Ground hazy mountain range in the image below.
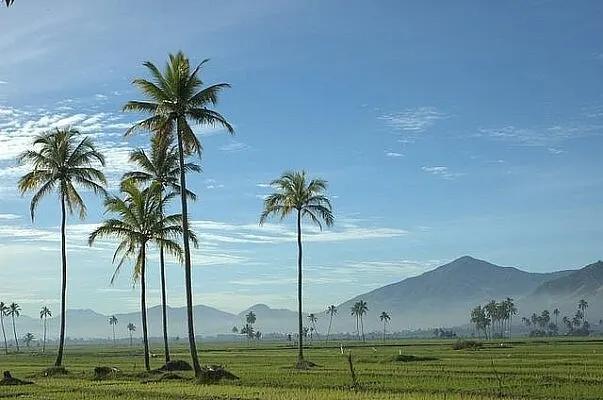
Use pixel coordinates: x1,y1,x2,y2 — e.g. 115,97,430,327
10,256,603,339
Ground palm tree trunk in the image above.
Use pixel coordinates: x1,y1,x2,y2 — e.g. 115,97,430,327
43,317,47,352
356,316,359,340
1,315,8,354
55,193,67,366
326,315,333,344
140,244,150,372
176,118,201,376
360,315,365,342
112,325,116,347
159,190,171,364
383,321,386,342
296,209,304,367
11,314,18,351
129,332,133,347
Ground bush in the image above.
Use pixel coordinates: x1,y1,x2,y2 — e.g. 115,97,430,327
452,340,483,350
392,354,438,362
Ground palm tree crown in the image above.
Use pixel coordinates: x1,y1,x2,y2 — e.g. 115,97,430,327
40,306,52,319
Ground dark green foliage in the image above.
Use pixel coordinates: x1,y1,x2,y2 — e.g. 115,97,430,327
452,340,483,350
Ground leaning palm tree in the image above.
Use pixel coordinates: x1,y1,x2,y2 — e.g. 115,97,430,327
18,128,107,366
0,302,8,355
124,52,233,376
127,323,136,347
40,306,52,352
89,181,190,371
7,303,20,351
380,311,391,342
325,305,337,344
109,316,118,347
259,170,334,368
123,134,200,363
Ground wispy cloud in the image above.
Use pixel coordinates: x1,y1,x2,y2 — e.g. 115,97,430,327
379,107,447,143
385,151,403,158
0,214,20,220
421,166,463,180
219,140,250,152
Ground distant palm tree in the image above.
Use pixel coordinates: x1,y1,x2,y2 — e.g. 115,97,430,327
325,305,337,344
553,308,560,328
124,52,233,377
231,326,238,334
307,314,318,343
380,311,391,341
241,324,254,345
127,323,136,347
123,134,200,364
246,311,257,327
18,128,107,366
351,303,360,340
109,316,118,347
578,299,588,321
260,170,334,368
7,303,20,351
356,300,368,342
23,332,35,347
0,302,8,354
89,181,189,371
40,306,52,352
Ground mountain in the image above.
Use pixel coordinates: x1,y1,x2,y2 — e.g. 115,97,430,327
523,260,603,317
335,256,572,331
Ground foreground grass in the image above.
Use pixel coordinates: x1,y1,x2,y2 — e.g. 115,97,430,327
1,338,602,399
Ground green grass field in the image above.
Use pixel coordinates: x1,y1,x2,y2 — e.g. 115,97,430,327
1,338,602,399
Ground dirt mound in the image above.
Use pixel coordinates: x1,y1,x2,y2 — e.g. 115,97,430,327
93,366,121,380
197,365,239,384
157,360,192,371
142,372,187,383
41,366,69,377
295,359,318,370
0,371,33,386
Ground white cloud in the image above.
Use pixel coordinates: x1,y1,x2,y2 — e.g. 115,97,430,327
219,140,250,152
379,107,447,138
385,151,403,158
477,122,603,147
0,213,20,220
421,166,463,180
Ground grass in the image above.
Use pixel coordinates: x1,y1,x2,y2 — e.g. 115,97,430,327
0,338,602,399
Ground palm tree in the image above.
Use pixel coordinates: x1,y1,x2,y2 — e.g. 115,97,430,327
3,0,15,6
7,303,20,351
124,52,233,376
553,308,560,328
578,299,588,321
18,128,107,366
246,311,257,327
351,303,360,340
123,134,200,363
380,311,391,342
307,314,318,343
0,302,8,354
127,323,136,347
259,170,334,368
325,305,337,344
40,306,52,352
241,324,254,345
89,181,190,371
355,300,368,342
109,316,118,347
23,332,35,347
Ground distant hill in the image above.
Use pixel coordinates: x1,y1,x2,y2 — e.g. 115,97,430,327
334,256,572,331
10,256,603,340
523,260,603,318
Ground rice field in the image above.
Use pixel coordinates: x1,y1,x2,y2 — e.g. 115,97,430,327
1,338,602,399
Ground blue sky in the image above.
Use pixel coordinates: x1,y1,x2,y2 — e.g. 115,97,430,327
1,1,602,317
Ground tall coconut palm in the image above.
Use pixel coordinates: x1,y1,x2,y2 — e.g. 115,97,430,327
127,323,136,347
325,305,337,344
123,134,200,363
89,181,190,371
0,302,8,355
124,52,233,376
578,299,588,321
3,0,15,6
351,303,360,340
356,300,368,342
18,128,107,366
40,306,52,352
109,316,118,347
259,170,334,368
7,303,20,351
379,311,391,342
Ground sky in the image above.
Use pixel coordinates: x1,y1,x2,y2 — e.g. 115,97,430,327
0,0,602,318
